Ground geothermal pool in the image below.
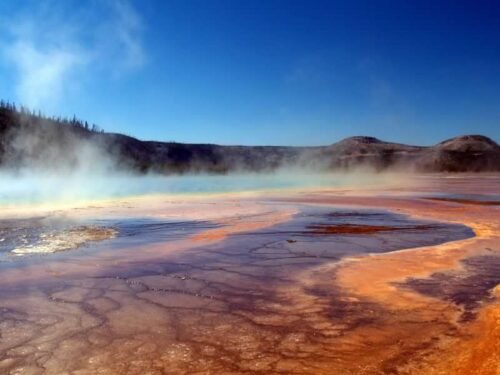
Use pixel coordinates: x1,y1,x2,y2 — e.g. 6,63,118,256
0,174,498,374
0,173,386,206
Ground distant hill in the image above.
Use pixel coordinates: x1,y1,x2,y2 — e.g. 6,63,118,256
0,102,499,174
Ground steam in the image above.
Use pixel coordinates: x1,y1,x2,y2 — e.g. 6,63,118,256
0,108,417,209
111,0,146,70
1,111,116,173
0,169,410,208
4,41,85,109
1,0,145,109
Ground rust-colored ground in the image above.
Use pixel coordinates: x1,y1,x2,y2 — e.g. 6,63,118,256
425,197,500,205
0,175,498,374
286,176,499,374
307,223,439,235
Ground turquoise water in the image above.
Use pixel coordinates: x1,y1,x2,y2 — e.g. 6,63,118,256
0,172,388,207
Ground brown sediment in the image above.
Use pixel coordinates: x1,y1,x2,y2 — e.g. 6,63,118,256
394,298,500,375
289,188,499,373
0,175,498,374
401,254,500,322
425,197,500,205
307,223,439,235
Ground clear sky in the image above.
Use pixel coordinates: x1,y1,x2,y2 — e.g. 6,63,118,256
0,0,499,146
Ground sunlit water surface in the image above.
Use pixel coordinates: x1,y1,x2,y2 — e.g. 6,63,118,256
0,172,393,206
0,172,386,257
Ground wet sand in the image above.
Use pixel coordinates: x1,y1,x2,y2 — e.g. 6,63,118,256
0,175,498,374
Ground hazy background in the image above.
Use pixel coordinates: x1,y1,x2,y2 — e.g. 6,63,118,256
0,170,403,207
0,0,499,146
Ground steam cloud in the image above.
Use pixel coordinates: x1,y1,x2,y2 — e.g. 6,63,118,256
0,107,413,207
1,0,145,109
0,2,420,208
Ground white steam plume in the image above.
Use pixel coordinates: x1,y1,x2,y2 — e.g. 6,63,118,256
0,0,146,110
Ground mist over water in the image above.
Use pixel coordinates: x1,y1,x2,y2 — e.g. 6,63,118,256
0,106,411,207
0,171,399,207
0,167,412,258
0,110,411,208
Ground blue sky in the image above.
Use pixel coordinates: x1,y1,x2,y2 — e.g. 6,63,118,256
0,0,499,146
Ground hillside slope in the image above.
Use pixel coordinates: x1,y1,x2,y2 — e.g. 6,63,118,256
0,103,498,173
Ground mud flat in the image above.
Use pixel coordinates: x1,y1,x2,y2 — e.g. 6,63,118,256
0,175,498,374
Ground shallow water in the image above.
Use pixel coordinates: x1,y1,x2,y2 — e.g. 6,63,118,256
0,216,116,257
0,172,396,206
0,202,476,374
402,254,500,322
0,175,498,374
0,216,219,259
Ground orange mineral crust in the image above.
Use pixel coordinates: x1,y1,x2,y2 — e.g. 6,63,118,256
0,174,498,374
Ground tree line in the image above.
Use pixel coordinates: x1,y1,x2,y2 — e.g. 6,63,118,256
0,100,104,133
